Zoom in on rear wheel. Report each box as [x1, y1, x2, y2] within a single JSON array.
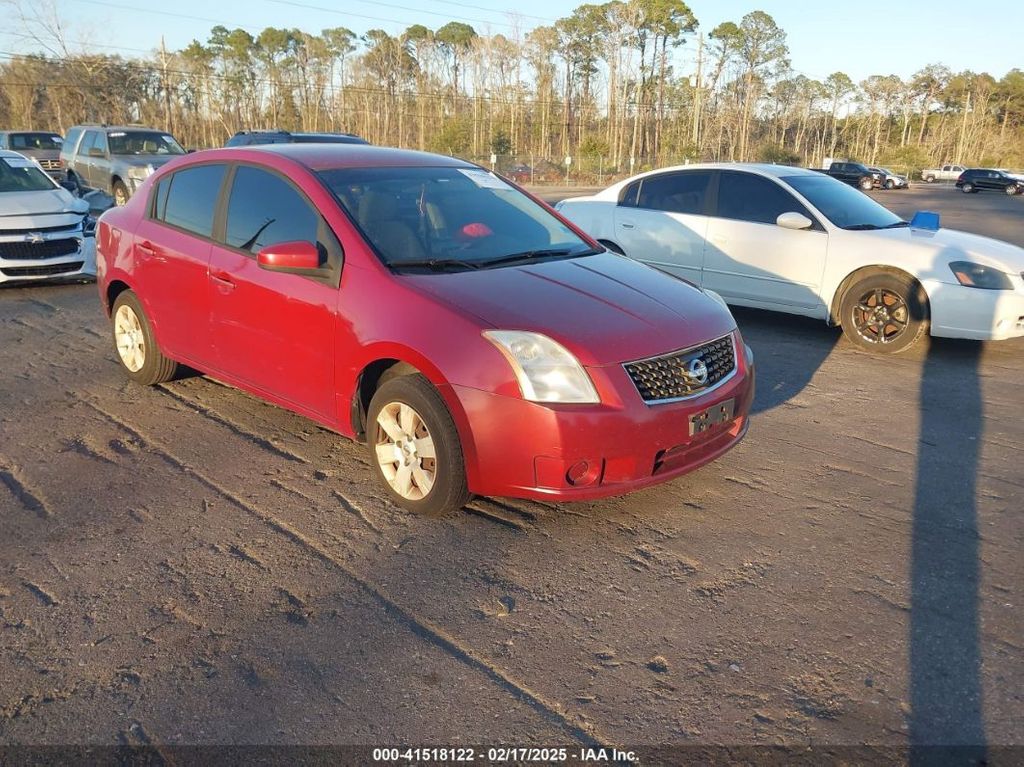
[[884, 179, 895, 190], [1006, 184, 1020, 196], [111, 291, 178, 384], [366, 374, 471, 515], [839, 272, 928, 354]]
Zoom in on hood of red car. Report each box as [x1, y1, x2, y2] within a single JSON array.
[[403, 253, 737, 366]]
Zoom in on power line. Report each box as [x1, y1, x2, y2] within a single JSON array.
[[263, 0, 532, 31]]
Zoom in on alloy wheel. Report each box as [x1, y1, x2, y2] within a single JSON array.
[[374, 401, 437, 501], [114, 304, 146, 372], [851, 288, 910, 346]]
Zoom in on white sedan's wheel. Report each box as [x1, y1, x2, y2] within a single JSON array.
[[114, 304, 146, 372], [374, 402, 436, 501]]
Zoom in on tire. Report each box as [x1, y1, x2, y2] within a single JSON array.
[[1005, 184, 1019, 196], [598, 240, 626, 255], [925, 175, 935, 183], [366, 374, 471, 515], [839, 272, 929, 354], [112, 179, 130, 207], [961, 182, 974, 194], [884, 179, 895, 190], [111, 290, 178, 385], [859, 176, 874, 191], [65, 171, 81, 192]]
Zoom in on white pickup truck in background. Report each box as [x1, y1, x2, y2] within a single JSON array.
[[922, 164, 965, 182]]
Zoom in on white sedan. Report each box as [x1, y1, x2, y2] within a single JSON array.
[[556, 163, 1024, 353], [0, 149, 96, 285]]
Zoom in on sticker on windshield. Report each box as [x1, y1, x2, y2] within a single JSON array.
[[162, 136, 174, 142], [109, 132, 127, 137], [458, 168, 511, 190], [1, 156, 34, 168]]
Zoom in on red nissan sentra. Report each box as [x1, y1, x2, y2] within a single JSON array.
[[95, 145, 754, 514]]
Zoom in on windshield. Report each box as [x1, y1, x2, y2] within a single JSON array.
[[782, 174, 903, 230], [0, 156, 57, 192], [10, 133, 63, 150], [108, 131, 185, 156], [317, 166, 594, 270]]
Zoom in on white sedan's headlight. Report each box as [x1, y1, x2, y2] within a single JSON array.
[[483, 330, 600, 404]]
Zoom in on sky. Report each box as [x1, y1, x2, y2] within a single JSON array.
[[2, 0, 1021, 84]]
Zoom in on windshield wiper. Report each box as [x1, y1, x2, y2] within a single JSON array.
[[475, 247, 598, 269], [844, 223, 881, 230], [390, 258, 482, 272], [881, 221, 910, 229]]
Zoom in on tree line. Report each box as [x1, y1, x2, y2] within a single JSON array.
[[1, 1, 1023, 178]]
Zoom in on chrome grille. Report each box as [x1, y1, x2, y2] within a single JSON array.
[[0, 238, 79, 261], [624, 335, 736, 404], [37, 159, 62, 170]]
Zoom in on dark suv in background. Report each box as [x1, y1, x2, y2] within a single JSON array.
[[955, 168, 1024, 195], [225, 130, 369, 147], [0, 131, 65, 179], [61, 125, 187, 205]]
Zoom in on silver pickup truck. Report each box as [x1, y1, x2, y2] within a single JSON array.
[[921, 164, 965, 183]]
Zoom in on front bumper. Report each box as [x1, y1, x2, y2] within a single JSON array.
[[0, 233, 96, 285], [448, 340, 755, 501], [926, 280, 1024, 340]]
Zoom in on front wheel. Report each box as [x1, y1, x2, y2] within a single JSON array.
[[112, 180, 130, 207], [961, 182, 974, 193], [884, 179, 895, 190], [859, 176, 874, 191], [839, 273, 929, 354], [1006, 184, 1020, 196], [925, 175, 935, 183], [366, 374, 471, 515], [111, 291, 178, 384]]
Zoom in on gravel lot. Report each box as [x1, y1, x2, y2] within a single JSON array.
[[0, 185, 1021, 760]]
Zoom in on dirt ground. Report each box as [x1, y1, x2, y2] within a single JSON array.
[[0, 185, 1021, 761]]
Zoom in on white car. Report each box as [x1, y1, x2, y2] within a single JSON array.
[[0, 149, 96, 285], [556, 163, 1024, 352]]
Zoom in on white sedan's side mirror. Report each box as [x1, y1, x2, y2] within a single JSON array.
[[776, 212, 813, 230]]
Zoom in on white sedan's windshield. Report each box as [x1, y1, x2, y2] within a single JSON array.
[[0, 157, 56, 193], [783, 174, 904, 230], [318, 166, 594, 271]]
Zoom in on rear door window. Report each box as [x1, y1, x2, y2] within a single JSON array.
[[224, 166, 319, 254], [155, 164, 226, 238], [77, 131, 97, 156], [635, 171, 712, 215]]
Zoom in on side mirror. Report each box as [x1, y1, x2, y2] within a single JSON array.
[[88, 147, 106, 158], [776, 211, 813, 230], [187, 148, 197, 154], [256, 241, 321, 271]]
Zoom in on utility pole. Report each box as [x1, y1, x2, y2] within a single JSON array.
[[160, 37, 173, 134], [691, 33, 703, 152]]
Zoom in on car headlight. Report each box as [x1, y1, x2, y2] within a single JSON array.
[[949, 261, 1014, 290], [127, 165, 153, 180], [483, 330, 600, 404]]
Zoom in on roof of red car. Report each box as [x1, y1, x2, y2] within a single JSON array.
[[223, 143, 477, 171]]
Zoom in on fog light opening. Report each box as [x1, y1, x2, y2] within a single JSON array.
[[566, 460, 600, 487]]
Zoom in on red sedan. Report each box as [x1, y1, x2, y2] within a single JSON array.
[[95, 145, 754, 514]]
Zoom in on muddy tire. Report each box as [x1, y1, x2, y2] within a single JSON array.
[[112, 180, 130, 207], [366, 374, 471, 515], [111, 291, 178, 385]]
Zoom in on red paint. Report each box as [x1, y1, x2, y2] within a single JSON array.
[[96, 145, 754, 502]]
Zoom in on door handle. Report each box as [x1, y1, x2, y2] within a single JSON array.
[[137, 240, 166, 262], [619, 222, 635, 229], [210, 269, 236, 289]]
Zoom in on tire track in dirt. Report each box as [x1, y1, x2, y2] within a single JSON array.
[[0, 458, 52, 518], [154, 384, 309, 464], [74, 396, 618, 750]]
